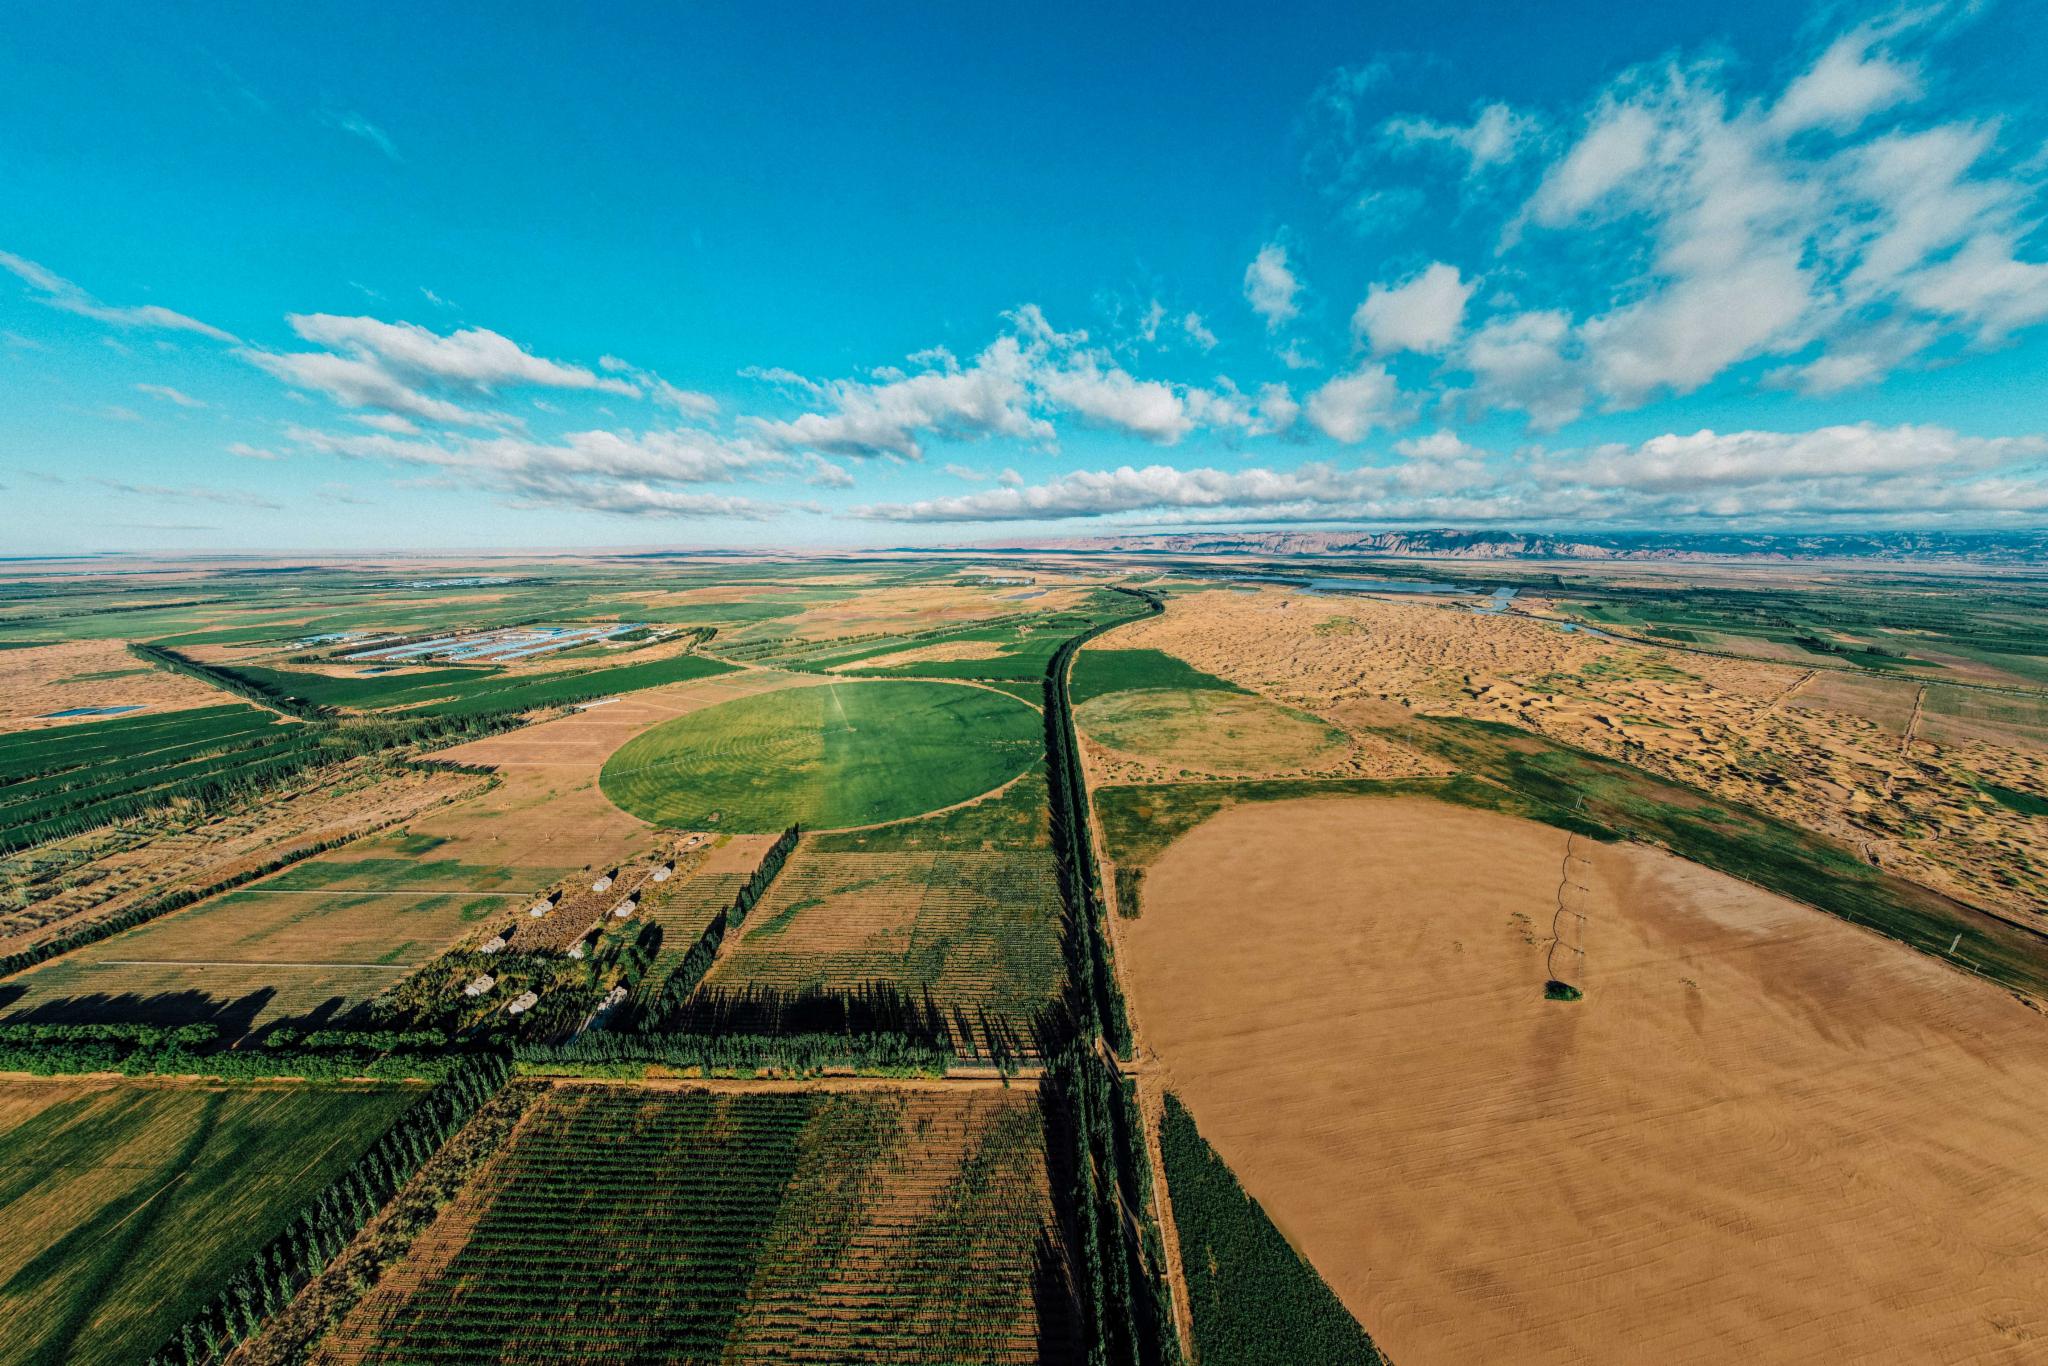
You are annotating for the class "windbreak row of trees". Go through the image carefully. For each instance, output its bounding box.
[0,812,428,982]
[633,823,800,1030]
[0,1021,482,1080]
[1041,587,1160,1056]
[1037,585,1180,1366]
[145,1053,511,1366]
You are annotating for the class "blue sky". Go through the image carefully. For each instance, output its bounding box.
[4,1,2048,552]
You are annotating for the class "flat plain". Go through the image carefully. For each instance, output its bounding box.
[1119,795,2048,1364]
[0,1077,417,1366]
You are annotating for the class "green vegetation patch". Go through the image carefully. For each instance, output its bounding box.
[210,652,734,716]
[1069,647,1243,704]
[1979,781,2048,817]
[1160,1092,1385,1366]
[601,680,1042,831]
[0,1078,416,1366]
[1077,689,1350,774]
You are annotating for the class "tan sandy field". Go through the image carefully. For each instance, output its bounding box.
[0,639,237,730]
[1121,796,2048,1366]
[1108,588,2048,924]
[423,668,831,867]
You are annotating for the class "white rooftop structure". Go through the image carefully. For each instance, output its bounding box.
[464,974,496,997]
[506,990,540,1014]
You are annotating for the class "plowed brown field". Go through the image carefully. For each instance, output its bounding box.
[1121,796,2048,1365]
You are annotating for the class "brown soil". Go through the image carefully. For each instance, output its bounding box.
[0,639,238,730]
[1122,795,2048,1366]
[1113,588,2048,924]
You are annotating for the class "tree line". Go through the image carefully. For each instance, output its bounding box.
[145,1053,511,1366]
[633,823,800,1030]
[1036,586,1179,1366]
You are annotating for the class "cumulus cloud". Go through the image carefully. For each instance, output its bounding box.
[1394,430,1475,460]
[749,306,1291,459]
[1305,362,1406,442]
[0,251,235,341]
[1354,262,1474,355]
[1401,12,2048,424]
[1181,311,1219,350]
[1243,243,1301,329]
[284,422,788,519]
[853,422,2048,526]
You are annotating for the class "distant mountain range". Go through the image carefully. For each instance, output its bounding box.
[971,528,2048,564]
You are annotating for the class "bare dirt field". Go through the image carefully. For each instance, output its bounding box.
[0,639,235,730]
[1121,795,2048,1366]
[1112,588,2048,923]
[420,669,829,869]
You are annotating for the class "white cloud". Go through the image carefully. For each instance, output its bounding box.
[749,332,1048,460]
[1383,102,1537,173]
[288,315,637,396]
[0,251,235,341]
[227,442,281,460]
[1769,26,1921,136]
[1527,101,1658,226]
[1181,311,1219,350]
[286,421,789,519]
[1253,383,1300,436]
[1037,354,1193,444]
[327,111,401,161]
[1354,262,1474,355]
[1462,310,1582,429]
[1243,243,1301,329]
[1394,430,1475,460]
[1449,15,2048,417]
[1137,299,1166,343]
[1305,362,1405,442]
[802,454,855,489]
[852,421,2048,525]
[135,382,205,408]
[243,347,494,426]
[750,307,1290,459]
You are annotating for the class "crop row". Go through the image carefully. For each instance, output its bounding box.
[343,1087,1059,1364]
[0,703,277,784]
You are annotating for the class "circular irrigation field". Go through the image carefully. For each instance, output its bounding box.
[599,680,1042,831]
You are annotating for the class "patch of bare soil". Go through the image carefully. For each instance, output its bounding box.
[0,639,239,730]
[1121,795,2048,1366]
[1115,588,2048,924]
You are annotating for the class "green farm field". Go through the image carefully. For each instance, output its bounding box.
[321,1083,1076,1365]
[601,680,1043,831]
[0,1077,417,1366]
[702,846,1065,1052]
[205,652,735,716]
[1077,688,1351,775]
